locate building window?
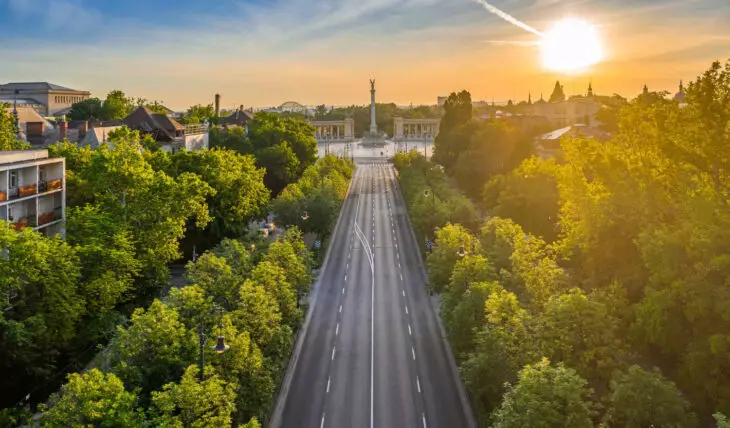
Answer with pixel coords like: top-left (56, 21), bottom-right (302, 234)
top-left (8, 206), bottom-right (13, 221)
top-left (9, 171), bottom-right (18, 188)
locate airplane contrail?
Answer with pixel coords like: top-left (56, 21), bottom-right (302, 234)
top-left (470, 0), bottom-right (544, 38)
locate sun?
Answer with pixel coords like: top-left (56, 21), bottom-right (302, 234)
top-left (540, 19), bottom-right (603, 72)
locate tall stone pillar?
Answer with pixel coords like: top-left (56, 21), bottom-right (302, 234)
top-left (369, 79), bottom-right (378, 135)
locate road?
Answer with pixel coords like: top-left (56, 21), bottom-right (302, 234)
top-left (277, 160), bottom-right (471, 428)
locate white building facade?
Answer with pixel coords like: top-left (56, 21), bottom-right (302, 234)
top-left (0, 150), bottom-right (66, 237)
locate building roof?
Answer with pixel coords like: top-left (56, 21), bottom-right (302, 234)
top-left (0, 150), bottom-right (50, 165)
top-left (220, 107), bottom-right (254, 126)
top-left (0, 82), bottom-right (86, 93)
top-left (79, 126), bottom-right (124, 149)
top-left (0, 97), bottom-right (44, 106)
top-left (122, 106), bottom-right (185, 141)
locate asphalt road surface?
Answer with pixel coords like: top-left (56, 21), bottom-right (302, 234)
top-left (278, 161), bottom-right (471, 428)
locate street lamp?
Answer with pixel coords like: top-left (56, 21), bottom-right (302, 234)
top-left (457, 244), bottom-right (467, 257)
top-left (198, 306), bottom-right (229, 382)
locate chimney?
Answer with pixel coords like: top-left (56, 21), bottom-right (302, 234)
top-left (70, 120), bottom-right (88, 137)
top-left (215, 94), bottom-right (221, 118)
top-left (59, 121), bottom-right (68, 141)
top-left (26, 121), bottom-right (45, 137)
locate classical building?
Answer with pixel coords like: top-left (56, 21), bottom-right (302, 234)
top-left (674, 80), bottom-right (687, 104)
top-left (0, 82), bottom-right (90, 116)
top-left (534, 124), bottom-right (608, 160)
top-left (123, 106), bottom-right (209, 152)
top-left (529, 84), bottom-right (601, 128)
top-left (311, 119), bottom-right (355, 141)
top-left (0, 150), bottom-right (66, 237)
top-left (393, 117), bottom-right (441, 141)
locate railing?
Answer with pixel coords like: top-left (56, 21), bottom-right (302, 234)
top-left (184, 124), bottom-right (209, 135)
top-left (12, 216), bottom-right (36, 231)
top-left (18, 184), bottom-right (37, 198)
top-left (8, 187), bottom-right (19, 200)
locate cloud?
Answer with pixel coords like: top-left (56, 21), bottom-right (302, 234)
top-left (7, 0), bottom-right (101, 31)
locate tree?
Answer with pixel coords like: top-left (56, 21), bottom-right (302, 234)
top-left (433, 90), bottom-right (472, 170)
top-left (491, 359), bottom-right (594, 428)
top-left (66, 205), bottom-right (140, 314)
top-left (0, 224), bottom-right (84, 393)
top-left (549, 81), bottom-right (565, 103)
top-left (67, 97), bottom-right (104, 121)
top-left (537, 289), bottom-right (626, 384)
top-left (150, 365), bottom-right (237, 428)
top-left (102, 90), bottom-right (134, 121)
top-left (111, 300), bottom-right (193, 395)
top-left (462, 289), bottom-right (537, 424)
top-left (426, 224), bottom-right (479, 293)
top-left (39, 369), bottom-right (144, 427)
top-left (250, 261), bottom-right (299, 328)
top-left (233, 281), bottom-right (283, 349)
top-left (164, 148), bottom-right (269, 246)
top-left (605, 365), bottom-right (697, 428)
top-left (484, 157), bottom-right (560, 241)
top-left (181, 104), bottom-right (215, 125)
top-left (0, 104), bottom-right (28, 150)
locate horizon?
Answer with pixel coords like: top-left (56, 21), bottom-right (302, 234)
top-left (1, 0), bottom-right (728, 110)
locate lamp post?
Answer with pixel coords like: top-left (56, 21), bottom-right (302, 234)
top-left (199, 305), bottom-right (229, 382)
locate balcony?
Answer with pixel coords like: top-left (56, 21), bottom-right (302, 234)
top-left (38, 179), bottom-right (62, 193)
top-left (38, 208), bottom-right (62, 226)
top-left (12, 217), bottom-right (36, 231)
top-left (0, 191), bottom-right (6, 202)
top-left (18, 184), bottom-right (37, 198)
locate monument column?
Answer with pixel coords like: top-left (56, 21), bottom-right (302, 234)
top-left (369, 79), bottom-right (378, 136)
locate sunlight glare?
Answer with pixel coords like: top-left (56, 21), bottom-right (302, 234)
top-left (541, 19), bottom-right (603, 72)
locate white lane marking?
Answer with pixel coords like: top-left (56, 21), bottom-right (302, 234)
top-left (345, 274), bottom-right (347, 281)
top-left (417, 376), bottom-right (421, 393)
top-left (336, 323), bottom-right (339, 335)
top-left (402, 290), bottom-right (405, 297)
top-left (339, 305), bottom-right (342, 313)
top-left (412, 347), bottom-right (416, 360)
top-left (397, 252), bottom-right (400, 259)
top-left (400, 273), bottom-right (403, 281)
top-left (321, 413), bottom-right (326, 428)
top-left (346, 263), bottom-right (349, 270)
top-left (332, 346), bottom-right (336, 360)
top-left (342, 287), bottom-right (345, 294)
top-left (327, 376), bottom-right (331, 393)
top-left (422, 413), bottom-right (427, 428)
top-left (398, 262), bottom-right (401, 269)
top-left (405, 306), bottom-right (409, 315)
top-left (408, 324), bottom-right (412, 335)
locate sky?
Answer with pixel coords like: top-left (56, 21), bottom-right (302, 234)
top-left (1, 0), bottom-right (729, 110)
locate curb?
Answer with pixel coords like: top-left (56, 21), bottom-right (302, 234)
top-left (393, 168), bottom-right (478, 428)
top-left (268, 167), bottom-right (356, 428)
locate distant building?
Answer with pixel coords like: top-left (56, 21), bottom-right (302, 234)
top-left (534, 124), bottom-right (608, 160)
top-left (673, 80), bottom-right (686, 104)
top-left (78, 124), bottom-right (124, 149)
top-left (529, 84), bottom-right (601, 128)
top-left (0, 82), bottom-right (90, 116)
top-left (437, 96), bottom-right (448, 107)
top-left (0, 150), bottom-right (66, 237)
top-left (219, 105), bottom-right (255, 131)
top-left (122, 106), bottom-right (208, 152)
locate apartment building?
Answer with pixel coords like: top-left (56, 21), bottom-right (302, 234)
top-left (0, 150), bottom-right (66, 237)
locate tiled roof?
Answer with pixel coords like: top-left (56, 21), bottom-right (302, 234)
top-left (0, 82), bottom-right (83, 92)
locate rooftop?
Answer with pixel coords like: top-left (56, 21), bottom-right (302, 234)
top-left (0, 150), bottom-right (50, 165)
top-left (0, 82), bottom-right (89, 93)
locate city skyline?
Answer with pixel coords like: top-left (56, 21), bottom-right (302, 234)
top-left (1, 0), bottom-right (729, 109)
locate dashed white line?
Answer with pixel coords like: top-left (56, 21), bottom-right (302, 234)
top-left (321, 413), bottom-right (326, 428)
top-left (402, 290), bottom-right (405, 297)
top-left (336, 323), bottom-right (339, 335)
top-left (400, 273), bottom-right (403, 281)
top-left (339, 305), bottom-right (342, 313)
top-left (408, 324), bottom-right (412, 335)
top-left (332, 346), bottom-right (336, 360)
top-left (346, 263), bottom-right (349, 270)
top-left (422, 413), bottom-right (427, 428)
top-left (405, 305), bottom-right (409, 314)
top-left (417, 376), bottom-right (421, 393)
top-left (344, 274), bottom-right (347, 281)
top-left (412, 347), bottom-right (416, 360)
top-left (342, 287), bottom-right (345, 294)
top-left (327, 376), bottom-right (331, 393)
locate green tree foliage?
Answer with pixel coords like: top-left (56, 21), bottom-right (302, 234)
top-left (111, 300), bottom-right (193, 395)
top-left (605, 365), bottom-right (696, 428)
top-left (210, 112), bottom-right (318, 195)
top-left (426, 224), bottom-right (479, 293)
top-left (0, 224), bottom-right (83, 389)
top-left (102, 90), bottom-right (135, 121)
top-left (161, 148), bottom-right (270, 246)
top-left (180, 103), bottom-right (215, 125)
top-left (68, 97), bottom-right (104, 121)
top-left (39, 369), bottom-right (144, 427)
top-left (433, 90), bottom-right (473, 170)
top-left (271, 155), bottom-right (354, 238)
top-left (0, 104), bottom-right (29, 150)
top-left (491, 359), bottom-right (594, 428)
top-left (483, 157), bottom-right (560, 241)
top-left (150, 365), bottom-right (237, 428)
